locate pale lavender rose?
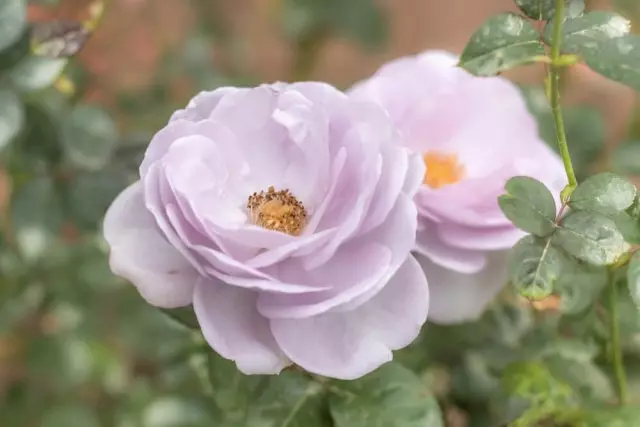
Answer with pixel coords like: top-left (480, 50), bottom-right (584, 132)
top-left (349, 51), bottom-right (567, 324)
top-left (103, 82), bottom-right (428, 379)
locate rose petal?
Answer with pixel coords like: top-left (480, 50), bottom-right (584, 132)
top-left (258, 194), bottom-right (417, 318)
top-left (359, 144), bottom-right (408, 234)
top-left (437, 222), bottom-right (525, 251)
top-left (418, 251), bottom-right (508, 324)
top-left (257, 243), bottom-right (392, 318)
top-left (104, 182), bottom-right (198, 308)
top-left (170, 87), bottom-right (240, 122)
top-left (414, 224), bottom-right (487, 274)
top-left (269, 256), bottom-right (428, 379)
top-left (194, 277), bottom-right (290, 375)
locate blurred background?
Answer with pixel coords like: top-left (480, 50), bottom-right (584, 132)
top-left (1, 0), bottom-right (639, 426)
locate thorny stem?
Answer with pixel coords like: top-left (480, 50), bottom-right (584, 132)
top-left (549, 0), bottom-right (578, 195)
top-left (547, 0), bottom-right (628, 403)
top-left (608, 276), bottom-right (629, 405)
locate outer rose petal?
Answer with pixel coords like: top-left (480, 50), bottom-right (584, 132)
top-left (269, 256), bottom-right (428, 379)
top-left (103, 182), bottom-right (198, 308)
top-left (415, 225), bottom-right (486, 274)
top-left (437, 223), bottom-right (525, 251)
top-left (169, 87), bottom-right (240, 122)
top-left (193, 278), bottom-right (290, 375)
top-left (418, 251), bottom-right (508, 324)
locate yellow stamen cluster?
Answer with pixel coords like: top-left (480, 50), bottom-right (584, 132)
top-left (247, 186), bottom-right (307, 236)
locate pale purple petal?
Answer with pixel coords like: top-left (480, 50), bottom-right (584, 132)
top-left (437, 223), bottom-right (525, 251)
top-left (194, 278), bottom-right (290, 375)
top-left (258, 194), bottom-right (417, 318)
top-left (414, 225), bottom-right (487, 274)
top-left (418, 251), bottom-right (508, 324)
top-left (359, 144), bottom-right (408, 234)
top-left (170, 87), bottom-right (240, 122)
top-left (270, 256), bottom-right (428, 379)
top-left (104, 182), bottom-right (198, 308)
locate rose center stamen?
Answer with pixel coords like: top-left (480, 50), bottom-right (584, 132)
top-left (423, 151), bottom-right (465, 189)
top-left (247, 186), bottom-right (307, 236)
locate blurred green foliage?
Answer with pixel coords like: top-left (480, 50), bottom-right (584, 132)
top-left (0, 0), bottom-right (640, 427)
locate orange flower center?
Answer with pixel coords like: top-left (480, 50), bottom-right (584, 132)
top-left (423, 151), bottom-right (465, 189)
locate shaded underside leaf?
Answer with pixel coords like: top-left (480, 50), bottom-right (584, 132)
top-left (459, 13), bottom-right (545, 76)
top-left (509, 236), bottom-right (567, 300)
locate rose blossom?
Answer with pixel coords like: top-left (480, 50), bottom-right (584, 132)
top-left (103, 82), bottom-right (428, 379)
top-left (350, 51), bottom-right (567, 324)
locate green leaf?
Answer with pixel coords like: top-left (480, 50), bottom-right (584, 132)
top-left (514, 0), bottom-right (584, 21)
top-left (555, 259), bottom-right (607, 314)
top-left (626, 251), bottom-right (640, 310)
top-left (10, 176), bottom-right (63, 261)
top-left (0, 0), bottom-right (27, 53)
top-left (13, 101), bottom-right (64, 167)
top-left (502, 361), bottom-right (573, 400)
top-left (0, 88), bottom-right (24, 151)
top-left (611, 140), bottom-right (640, 174)
top-left (501, 361), bottom-right (576, 427)
top-left (614, 211), bottom-right (640, 244)
top-left (543, 12), bottom-right (631, 53)
top-left (552, 211), bottom-right (629, 266)
top-left (329, 363), bottom-right (444, 427)
top-left (459, 13), bottom-right (545, 76)
top-left (62, 105), bottom-right (118, 170)
top-left (204, 358), bottom-right (330, 427)
top-left (583, 405), bottom-right (640, 426)
top-left (243, 370), bottom-right (329, 427)
top-left (0, 29), bottom-right (30, 73)
top-left (583, 35), bottom-right (640, 91)
top-left (545, 355), bottom-right (614, 402)
top-left (509, 236), bottom-right (566, 299)
top-left (66, 168), bottom-right (129, 231)
top-left (10, 56), bottom-right (67, 92)
top-left (207, 353), bottom-right (267, 423)
top-left (498, 176), bottom-right (557, 237)
top-left (450, 352), bottom-right (501, 403)
top-left (569, 172), bottom-right (636, 215)
top-left (160, 306), bottom-right (199, 330)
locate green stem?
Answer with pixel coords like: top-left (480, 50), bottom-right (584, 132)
top-left (549, 0), bottom-right (578, 190)
top-left (609, 278), bottom-right (628, 405)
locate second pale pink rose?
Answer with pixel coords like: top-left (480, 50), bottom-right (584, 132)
top-left (350, 51), bottom-right (568, 324)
